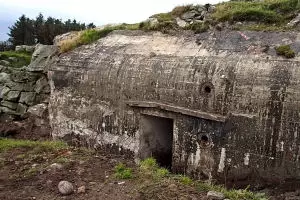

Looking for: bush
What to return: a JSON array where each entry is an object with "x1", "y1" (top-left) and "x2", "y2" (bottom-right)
[
  {"x1": 275, "y1": 45, "x2": 296, "y2": 58},
  {"x1": 114, "y1": 163, "x2": 133, "y2": 179}
]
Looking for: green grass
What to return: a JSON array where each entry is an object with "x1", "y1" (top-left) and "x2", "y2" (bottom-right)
[
  {"x1": 114, "y1": 163, "x2": 133, "y2": 179},
  {"x1": 0, "y1": 51, "x2": 32, "y2": 68},
  {"x1": 275, "y1": 45, "x2": 296, "y2": 58},
  {"x1": 185, "y1": 22, "x2": 210, "y2": 33},
  {"x1": 235, "y1": 23, "x2": 292, "y2": 31},
  {"x1": 213, "y1": 0, "x2": 300, "y2": 24},
  {"x1": 60, "y1": 23, "x2": 140, "y2": 52},
  {"x1": 0, "y1": 138, "x2": 68, "y2": 152},
  {"x1": 197, "y1": 182, "x2": 267, "y2": 200}
]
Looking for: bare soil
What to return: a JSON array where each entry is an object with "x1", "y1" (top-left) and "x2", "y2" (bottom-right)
[{"x1": 0, "y1": 143, "x2": 205, "y2": 200}]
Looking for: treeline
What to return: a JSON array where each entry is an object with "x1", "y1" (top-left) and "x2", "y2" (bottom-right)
[{"x1": 8, "y1": 13, "x2": 96, "y2": 47}]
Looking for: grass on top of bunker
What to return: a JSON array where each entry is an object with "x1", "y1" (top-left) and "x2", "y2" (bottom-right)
[{"x1": 0, "y1": 138, "x2": 267, "y2": 200}]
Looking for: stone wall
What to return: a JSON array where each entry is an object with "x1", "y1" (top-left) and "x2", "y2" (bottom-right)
[{"x1": 0, "y1": 44, "x2": 57, "y2": 120}]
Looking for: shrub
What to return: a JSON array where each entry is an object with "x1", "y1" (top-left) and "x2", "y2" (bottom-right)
[
  {"x1": 275, "y1": 45, "x2": 296, "y2": 58},
  {"x1": 114, "y1": 163, "x2": 133, "y2": 179}
]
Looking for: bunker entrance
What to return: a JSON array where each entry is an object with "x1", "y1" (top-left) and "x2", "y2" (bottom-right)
[{"x1": 139, "y1": 115, "x2": 173, "y2": 169}]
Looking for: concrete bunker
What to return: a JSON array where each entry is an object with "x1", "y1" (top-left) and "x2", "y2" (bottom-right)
[{"x1": 48, "y1": 30, "x2": 300, "y2": 187}]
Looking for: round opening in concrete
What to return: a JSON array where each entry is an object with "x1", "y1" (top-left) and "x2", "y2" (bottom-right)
[
  {"x1": 204, "y1": 86, "x2": 211, "y2": 94},
  {"x1": 201, "y1": 135, "x2": 209, "y2": 142},
  {"x1": 201, "y1": 82, "x2": 214, "y2": 96}
]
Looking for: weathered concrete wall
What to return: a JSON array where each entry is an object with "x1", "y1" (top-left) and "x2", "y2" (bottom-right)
[{"x1": 49, "y1": 30, "x2": 300, "y2": 186}]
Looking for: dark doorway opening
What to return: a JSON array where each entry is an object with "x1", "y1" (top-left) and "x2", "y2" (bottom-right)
[{"x1": 139, "y1": 115, "x2": 173, "y2": 169}]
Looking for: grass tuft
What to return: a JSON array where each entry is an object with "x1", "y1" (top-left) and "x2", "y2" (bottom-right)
[
  {"x1": 114, "y1": 163, "x2": 133, "y2": 179},
  {"x1": 0, "y1": 138, "x2": 68, "y2": 152},
  {"x1": 275, "y1": 45, "x2": 296, "y2": 58}
]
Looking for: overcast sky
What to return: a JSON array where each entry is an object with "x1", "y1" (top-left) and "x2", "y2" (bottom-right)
[{"x1": 0, "y1": 0, "x2": 226, "y2": 41}]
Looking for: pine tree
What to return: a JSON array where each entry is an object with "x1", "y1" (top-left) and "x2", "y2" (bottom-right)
[{"x1": 8, "y1": 15, "x2": 35, "y2": 46}]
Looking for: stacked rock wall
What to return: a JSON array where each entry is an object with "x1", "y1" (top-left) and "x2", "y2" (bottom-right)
[{"x1": 0, "y1": 44, "x2": 57, "y2": 120}]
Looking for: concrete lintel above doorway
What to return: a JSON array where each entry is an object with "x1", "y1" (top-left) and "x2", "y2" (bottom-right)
[{"x1": 125, "y1": 101, "x2": 226, "y2": 122}]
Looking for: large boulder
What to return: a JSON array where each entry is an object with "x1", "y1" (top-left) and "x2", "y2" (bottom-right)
[{"x1": 27, "y1": 44, "x2": 58, "y2": 72}]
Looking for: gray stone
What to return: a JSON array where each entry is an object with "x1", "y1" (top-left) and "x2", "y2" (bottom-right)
[
  {"x1": 0, "y1": 72, "x2": 10, "y2": 84},
  {"x1": 287, "y1": 14, "x2": 300, "y2": 27},
  {"x1": 146, "y1": 17, "x2": 159, "y2": 26},
  {"x1": 10, "y1": 70, "x2": 40, "y2": 83},
  {"x1": 35, "y1": 76, "x2": 50, "y2": 93},
  {"x1": 0, "y1": 60, "x2": 10, "y2": 66},
  {"x1": 181, "y1": 11, "x2": 197, "y2": 21},
  {"x1": 58, "y1": 181, "x2": 74, "y2": 195},
  {"x1": 27, "y1": 44, "x2": 58, "y2": 72},
  {"x1": 0, "y1": 106, "x2": 17, "y2": 115},
  {"x1": 19, "y1": 92, "x2": 36, "y2": 105},
  {"x1": 8, "y1": 81, "x2": 35, "y2": 92},
  {"x1": 15, "y1": 45, "x2": 35, "y2": 53},
  {"x1": 176, "y1": 17, "x2": 188, "y2": 28},
  {"x1": 16, "y1": 103, "x2": 28, "y2": 115},
  {"x1": 27, "y1": 103, "x2": 47, "y2": 117},
  {"x1": 49, "y1": 163, "x2": 63, "y2": 170},
  {"x1": 0, "y1": 65, "x2": 5, "y2": 72},
  {"x1": 0, "y1": 86, "x2": 10, "y2": 98},
  {"x1": 77, "y1": 186, "x2": 86, "y2": 194},
  {"x1": 8, "y1": 57, "x2": 18, "y2": 62},
  {"x1": 5, "y1": 91, "x2": 20, "y2": 101},
  {"x1": 208, "y1": 5, "x2": 216, "y2": 13},
  {"x1": 35, "y1": 94, "x2": 50, "y2": 103},
  {"x1": 207, "y1": 191, "x2": 225, "y2": 200},
  {"x1": 1, "y1": 101, "x2": 18, "y2": 110}
]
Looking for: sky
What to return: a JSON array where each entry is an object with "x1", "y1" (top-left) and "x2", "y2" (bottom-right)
[{"x1": 0, "y1": 0, "x2": 226, "y2": 41}]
